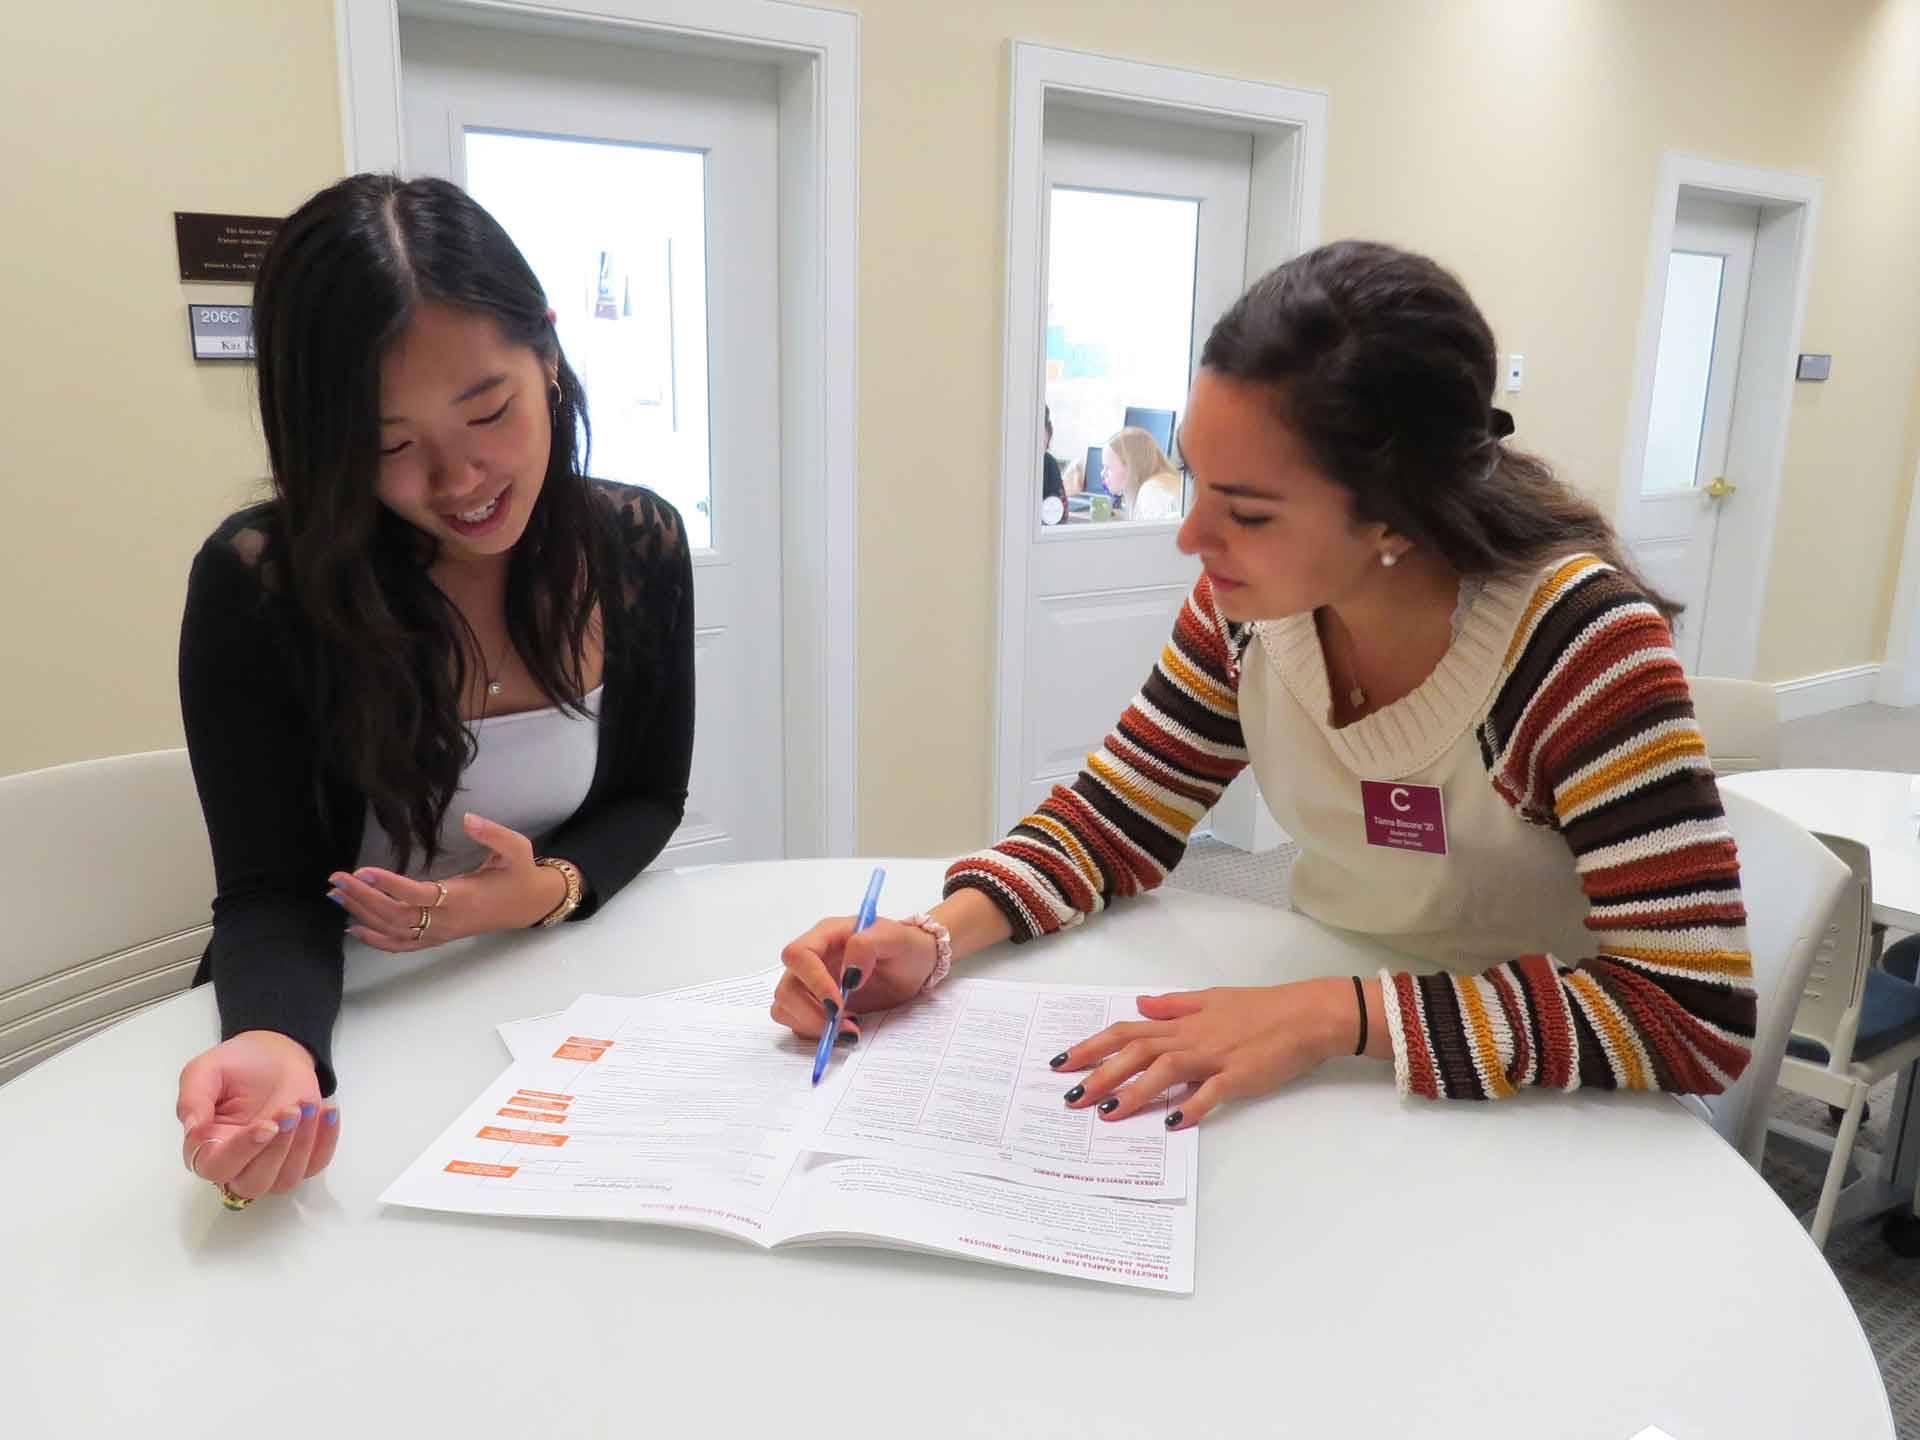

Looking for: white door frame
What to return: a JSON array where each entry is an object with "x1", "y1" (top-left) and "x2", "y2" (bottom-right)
[
  {"x1": 1616, "y1": 151, "x2": 1821, "y2": 681},
  {"x1": 1879, "y1": 455, "x2": 1920, "y2": 707},
  {"x1": 992, "y1": 42, "x2": 1327, "y2": 836},
  {"x1": 335, "y1": 0, "x2": 859, "y2": 856}
]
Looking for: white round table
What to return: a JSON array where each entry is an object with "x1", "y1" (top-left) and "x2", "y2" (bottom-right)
[
  {"x1": 1719, "y1": 769, "x2": 1920, "y2": 930},
  {"x1": 0, "y1": 860, "x2": 1892, "y2": 1438}
]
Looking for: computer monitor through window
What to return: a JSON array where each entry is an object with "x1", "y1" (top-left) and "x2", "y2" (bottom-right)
[{"x1": 1123, "y1": 406, "x2": 1177, "y2": 459}]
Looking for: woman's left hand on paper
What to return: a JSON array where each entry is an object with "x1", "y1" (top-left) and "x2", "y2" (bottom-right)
[
  {"x1": 329, "y1": 812, "x2": 567, "y2": 950},
  {"x1": 1051, "y1": 979, "x2": 1362, "y2": 1129}
]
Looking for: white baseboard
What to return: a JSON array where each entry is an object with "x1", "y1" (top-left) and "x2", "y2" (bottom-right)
[{"x1": 1773, "y1": 664, "x2": 1883, "y2": 723}]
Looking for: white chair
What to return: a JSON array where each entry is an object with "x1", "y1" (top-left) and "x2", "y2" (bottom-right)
[
  {"x1": 1769, "y1": 835, "x2": 1920, "y2": 1247},
  {"x1": 0, "y1": 750, "x2": 213, "y2": 1084},
  {"x1": 1688, "y1": 675, "x2": 1782, "y2": 774},
  {"x1": 1697, "y1": 791, "x2": 1850, "y2": 1166}
]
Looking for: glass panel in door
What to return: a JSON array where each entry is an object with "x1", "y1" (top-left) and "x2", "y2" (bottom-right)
[
  {"x1": 1640, "y1": 250, "x2": 1725, "y2": 497},
  {"x1": 464, "y1": 128, "x2": 714, "y2": 549},
  {"x1": 1041, "y1": 186, "x2": 1198, "y2": 528}
]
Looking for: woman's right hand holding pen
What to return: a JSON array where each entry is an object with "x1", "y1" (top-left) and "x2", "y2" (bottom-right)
[{"x1": 771, "y1": 888, "x2": 1012, "y2": 1039}]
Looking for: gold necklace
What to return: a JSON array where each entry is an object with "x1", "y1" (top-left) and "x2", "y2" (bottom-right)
[
  {"x1": 1320, "y1": 610, "x2": 1368, "y2": 712},
  {"x1": 477, "y1": 631, "x2": 511, "y2": 720}
]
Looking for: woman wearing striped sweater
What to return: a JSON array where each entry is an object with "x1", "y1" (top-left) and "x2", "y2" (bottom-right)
[{"x1": 773, "y1": 241, "x2": 1755, "y2": 1126}]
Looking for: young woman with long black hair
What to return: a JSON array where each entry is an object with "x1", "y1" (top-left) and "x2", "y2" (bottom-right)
[{"x1": 175, "y1": 175, "x2": 694, "y2": 1205}]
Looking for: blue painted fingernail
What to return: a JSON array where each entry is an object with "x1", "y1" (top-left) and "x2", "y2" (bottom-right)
[
  {"x1": 300, "y1": 1103, "x2": 317, "y2": 1120},
  {"x1": 323, "y1": 1108, "x2": 341, "y2": 1126},
  {"x1": 327, "y1": 891, "x2": 345, "y2": 906},
  {"x1": 277, "y1": 1114, "x2": 297, "y2": 1133}
]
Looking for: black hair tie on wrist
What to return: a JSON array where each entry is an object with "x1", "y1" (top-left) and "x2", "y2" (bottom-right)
[
  {"x1": 1490, "y1": 406, "x2": 1515, "y2": 439},
  {"x1": 1352, "y1": 975, "x2": 1368, "y2": 1057}
]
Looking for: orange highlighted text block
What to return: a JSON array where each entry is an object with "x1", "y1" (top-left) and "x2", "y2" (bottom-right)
[
  {"x1": 478, "y1": 1126, "x2": 568, "y2": 1147},
  {"x1": 552, "y1": 1045, "x2": 608, "y2": 1062},
  {"x1": 498, "y1": 1107, "x2": 568, "y2": 1123},
  {"x1": 445, "y1": 1160, "x2": 517, "y2": 1178}
]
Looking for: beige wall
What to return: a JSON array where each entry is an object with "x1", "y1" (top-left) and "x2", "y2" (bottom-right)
[
  {"x1": 0, "y1": 2, "x2": 341, "y2": 774},
  {"x1": 2, "y1": 1, "x2": 1915, "y2": 860}
]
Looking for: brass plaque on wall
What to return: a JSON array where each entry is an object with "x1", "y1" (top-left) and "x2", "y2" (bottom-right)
[{"x1": 174, "y1": 212, "x2": 280, "y2": 283}]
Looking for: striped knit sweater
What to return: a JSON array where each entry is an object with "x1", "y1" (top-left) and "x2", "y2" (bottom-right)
[{"x1": 945, "y1": 556, "x2": 1756, "y2": 1101}]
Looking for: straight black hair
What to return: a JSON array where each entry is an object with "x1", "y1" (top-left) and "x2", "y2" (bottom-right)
[{"x1": 250, "y1": 173, "x2": 608, "y2": 871}]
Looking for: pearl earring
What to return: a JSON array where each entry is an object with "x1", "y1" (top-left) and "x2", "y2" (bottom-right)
[{"x1": 1380, "y1": 551, "x2": 1399, "y2": 568}]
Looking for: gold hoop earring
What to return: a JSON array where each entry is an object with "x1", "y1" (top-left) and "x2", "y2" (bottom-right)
[{"x1": 549, "y1": 380, "x2": 562, "y2": 410}]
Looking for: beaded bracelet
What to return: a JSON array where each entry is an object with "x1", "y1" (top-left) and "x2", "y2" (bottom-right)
[{"x1": 902, "y1": 912, "x2": 954, "y2": 994}]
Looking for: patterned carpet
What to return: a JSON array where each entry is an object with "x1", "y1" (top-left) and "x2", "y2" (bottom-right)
[{"x1": 1167, "y1": 836, "x2": 1920, "y2": 1435}]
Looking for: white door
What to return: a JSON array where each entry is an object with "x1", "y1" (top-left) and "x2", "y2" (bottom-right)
[
  {"x1": 1624, "y1": 195, "x2": 1760, "y2": 674},
  {"x1": 1011, "y1": 104, "x2": 1250, "y2": 823},
  {"x1": 401, "y1": 18, "x2": 783, "y2": 863}
]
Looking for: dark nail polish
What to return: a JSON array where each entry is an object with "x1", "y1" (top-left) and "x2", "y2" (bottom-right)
[
  {"x1": 841, "y1": 966, "x2": 864, "y2": 994},
  {"x1": 1165, "y1": 1110, "x2": 1183, "y2": 1129},
  {"x1": 836, "y1": 1030, "x2": 859, "y2": 1047},
  {"x1": 822, "y1": 999, "x2": 838, "y2": 1022},
  {"x1": 1063, "y1": 1084, "x2": 1085, "y2": 1104},
  {"x1": 1097, "y1": 1097, "x2": 1119, "y2": 1115},
  {"x1": 1048, "y1": 1051, "x2": 1070, "y2": 1069}
]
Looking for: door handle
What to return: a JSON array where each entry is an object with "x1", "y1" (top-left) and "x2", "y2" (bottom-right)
[{"x1": 1704, "y1": 476, "x2": 1738, "y2": 500}]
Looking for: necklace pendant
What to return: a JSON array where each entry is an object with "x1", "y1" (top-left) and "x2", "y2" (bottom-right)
[{"x1": 487, "y1": 679, "x2": 504, "y2": 698}]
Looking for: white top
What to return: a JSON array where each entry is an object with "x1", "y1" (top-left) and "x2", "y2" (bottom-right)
[
  {"x1": 0, "y1": 860, "x2": 1891, "y2": 1439},
  {"x1": 1719, "y1": 768, "x2": 1920, "y2": 929},
  {"x1": 356, "y1": 685, "x2": 604, "y2": 881},
  {"x1": 1131, "y1": 473, "x2": 1182, "y2": 521}
]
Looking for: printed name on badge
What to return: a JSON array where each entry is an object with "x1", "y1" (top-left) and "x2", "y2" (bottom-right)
[{"x1": 1359, "y1": 780, "x2": 1448, "y2": 856}]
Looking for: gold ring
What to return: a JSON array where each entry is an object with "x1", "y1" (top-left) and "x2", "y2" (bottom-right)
[
  {"x1": 418, "y1": 906, "x2": 433, "y2": 937},
  {"x1": 188, "y1": 1139, "x2": 210, "y2": 1177},
  {"x1": 218, "y1": 1183, "x2": 253, "y2": 1211},
  {"x1": 433, "y1": 882, "x2": 449, "y2": 909}
]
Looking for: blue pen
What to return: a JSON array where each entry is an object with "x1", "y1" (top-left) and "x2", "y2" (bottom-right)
[{"x1": 813, "y1": 866, "x2": 886, "y2": 1085}]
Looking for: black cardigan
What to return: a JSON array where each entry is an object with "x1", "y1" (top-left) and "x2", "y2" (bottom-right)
[{"x1": 178, "y1": 480, "x2": 694, "y2": 1094}]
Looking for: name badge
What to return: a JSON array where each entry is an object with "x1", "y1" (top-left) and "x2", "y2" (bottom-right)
[{"x1": 1360, "y1": 781, "x2": 1448, "y2": 856}]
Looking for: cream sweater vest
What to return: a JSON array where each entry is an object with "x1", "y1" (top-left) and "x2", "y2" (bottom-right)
[{"x1": 1238, "y1": 571, "x2": 1593, "y2": 970}]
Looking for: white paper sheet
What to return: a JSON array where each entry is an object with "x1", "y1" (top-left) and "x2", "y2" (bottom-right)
[
  {"x1": 495, "y1": 966, "x2": 782, "y2": 1063},
  {"x1": 385, "y1": 993, "x2": 848, "y2": 1241},
  {"x1": 389, "y1": 983, "x2": 1199, "y2": 1292},
  {"x1": 772, "y1": 1155, "x2": 1194, "y2": 1293},
  {"x1": 797, "y1": 978, "x2": 1196, "y2": 1199}
]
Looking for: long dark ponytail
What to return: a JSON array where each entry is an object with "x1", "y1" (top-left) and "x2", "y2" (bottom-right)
[
  {"x1": 1201, "y1": 240, "x2": 1677, "y2": 617},
  {"x1": 250, "y1": 173, "x2": 609, "y2": 872}
]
